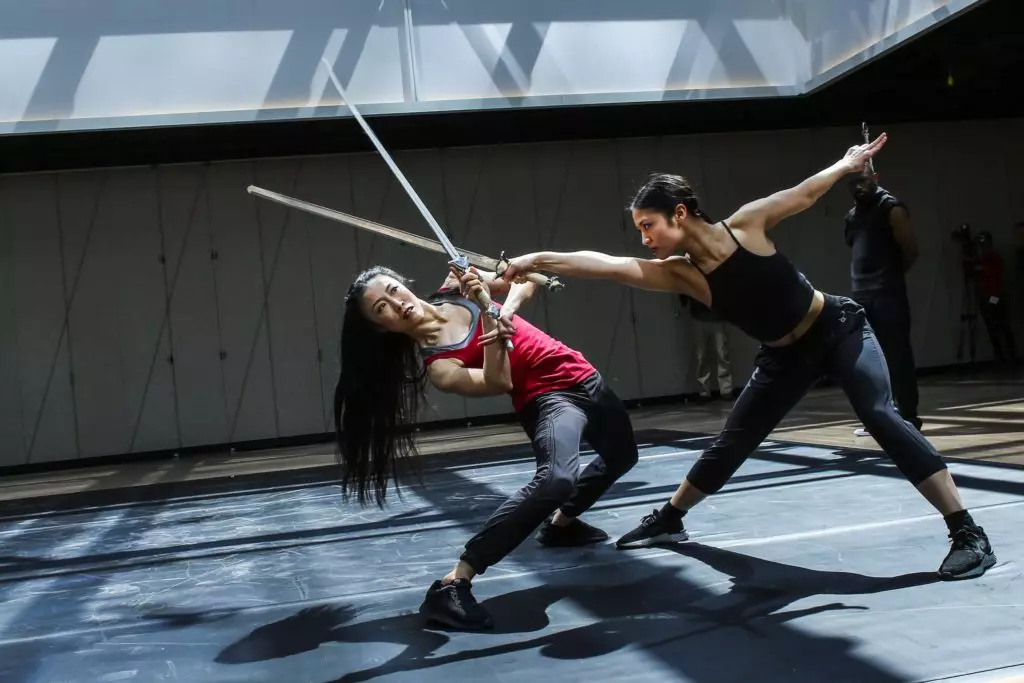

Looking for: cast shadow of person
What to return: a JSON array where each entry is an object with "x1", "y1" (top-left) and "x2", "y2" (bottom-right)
[{"x1": 216, "y1": 545, "x2": 938, "y2": 683}]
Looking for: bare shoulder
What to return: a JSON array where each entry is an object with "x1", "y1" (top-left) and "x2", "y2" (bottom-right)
[
  {"x1": 723, "y1": 204, "x2": 767, "y2": 234},
  {"x1": 660, "y1": 254, "x2": 701, "y2": 278},
  {"x1": 645, "y1": 253, "x2": 696, "y2": 275}
]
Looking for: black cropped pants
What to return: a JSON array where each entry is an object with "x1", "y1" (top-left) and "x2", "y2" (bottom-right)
[
  {"x1": 461, "y1": 372, "x2": 638, "y2": 574},
  {"x1": 688, "y1": 295, "x2": 946, "y2": 494}
]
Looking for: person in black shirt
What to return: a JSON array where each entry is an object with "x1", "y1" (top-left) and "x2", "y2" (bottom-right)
[{"x1": 844, "y1": 169, "x2": 922, "y2": 431}]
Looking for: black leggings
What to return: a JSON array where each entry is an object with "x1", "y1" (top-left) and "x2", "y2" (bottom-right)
[
  {"x1": 461, "y1": 372, "x2": 638, "y2": 575},
  {"x1": 688, "y1": 295, "x2": 947, "y2": 494}
]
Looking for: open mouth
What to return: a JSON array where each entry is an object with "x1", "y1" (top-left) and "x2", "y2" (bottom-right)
[{"x1": 402, "y1": 305, "x2": 414, "y2": 320}]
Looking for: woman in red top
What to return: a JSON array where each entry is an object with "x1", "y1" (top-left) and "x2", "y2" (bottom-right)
[{"x1": 334, "y1": 264, "x2": 638, "y2": 630}]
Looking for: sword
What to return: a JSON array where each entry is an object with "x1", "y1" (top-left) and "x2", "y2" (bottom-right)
[
  {"x1": 247, "y1": 184, "x2": 562, "y2": 292},
  {"x1": 861, "y1": 122, "x2": 875, "y2": 174},
  {"x1": 320, "y1": 58, "x2": 552, "y2": 351}
]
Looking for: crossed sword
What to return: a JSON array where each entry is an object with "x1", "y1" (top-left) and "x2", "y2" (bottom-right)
[{"x1": 247, "y1": 60, "x2": 562, "y2": 351}]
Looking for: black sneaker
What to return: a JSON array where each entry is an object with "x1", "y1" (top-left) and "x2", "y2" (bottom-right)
[
  {"x1": 418, "y1": 579, "x2": 494, "y2": 630},
  {"x1": 615, "y1": 508, "x2": 689, "y2": 549},
  {"x1": 535, "y1": 517, "x2": 609, "y2": 547},
  {"x1": 938, "y1": 525, "x2": 996, "y2": 580}
]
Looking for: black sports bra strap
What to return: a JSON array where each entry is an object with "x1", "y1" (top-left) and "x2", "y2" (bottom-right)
[
  {"x1": 420, "y1": 292, "x2": 481, "y2": 359},
  {"x1": 721, "y1": 220, "x2": 741, "y2": 246}
]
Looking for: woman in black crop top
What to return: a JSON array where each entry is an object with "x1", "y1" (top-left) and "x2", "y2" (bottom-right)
[{"x1": 500, "y1": 133, "x2": 995, "y2": 581}]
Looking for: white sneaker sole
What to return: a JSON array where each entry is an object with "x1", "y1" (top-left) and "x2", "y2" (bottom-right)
[{"x1": 616, "y1": 530, "x2": 689, "y2": 549}]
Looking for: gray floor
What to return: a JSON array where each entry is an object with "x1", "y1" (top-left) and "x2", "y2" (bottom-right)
[{"x1": 0, "y1": 429, "x2": 1021, "y2": 683}]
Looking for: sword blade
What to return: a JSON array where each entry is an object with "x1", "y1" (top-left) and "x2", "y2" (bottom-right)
[
  {"x1": 321, "y1": 58, "x2": 462, "y2": 262},
  {"x1": 247, "y1": 185, "x2": 499, "y2": 270}
]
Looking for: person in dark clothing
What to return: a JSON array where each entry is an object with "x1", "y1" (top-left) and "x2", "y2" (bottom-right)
[
  {"x1": 844, "y1": 170, "x2": 922, "y2": 431},
  {"x1": 1014, "y1": 222, "x2": 1024, "y2": 321},
  {"x1": 335, "y1": 265, "x2": 638, "y2": 630},
  {"x1": 974, "y1": 231, "x2": 1017, "y2": 363},
  {"x1": 500, "y1": 132, "x2": 996, "y2": 581},
  {"x1": 680, "y1": 295, "x2": 734, "y2": 400}
]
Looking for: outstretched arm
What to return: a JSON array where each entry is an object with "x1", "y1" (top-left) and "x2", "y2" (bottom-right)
[
  {"x1": 732, "y1": 133, "x2": 889, "y2": 231},
  {"x1": 439, "y1": 267, "x2": 534, "y2": 306},
  {"x1": 500, "y1": 250, "x2": 700, "y2": 296}
]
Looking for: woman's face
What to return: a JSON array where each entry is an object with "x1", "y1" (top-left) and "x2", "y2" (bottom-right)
[
  {"x1": 632, "y1": 207, "x2": 684, "y2": 258},
  {"x1": 359, "y1": 275, "x2": 425, "y2": 334}
]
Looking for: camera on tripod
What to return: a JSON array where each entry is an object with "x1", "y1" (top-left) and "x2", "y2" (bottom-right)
[
  {"x1": 951, "y1": 222, "x2": 979, "y2": 278},
  {"x1": 951, "y1": 222, "x2": 980, "y2": 363}
]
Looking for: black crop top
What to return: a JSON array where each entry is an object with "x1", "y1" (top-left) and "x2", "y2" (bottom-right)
[{"x1": 693, "y1": 222, "x2": 816, "y2": 342}]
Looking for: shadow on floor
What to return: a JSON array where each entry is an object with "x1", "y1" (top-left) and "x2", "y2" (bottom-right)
[{"x1": 216, "y1": 544, "x2": 938, "y2": 683}]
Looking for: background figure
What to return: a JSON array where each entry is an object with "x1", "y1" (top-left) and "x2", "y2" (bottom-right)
[
  {"x1": 680, "y1": 295, "x2": 734, "y2": 402},
  {"x1": 974, "y1": 231, "x2": 1017, "y2": 364},
  {"x1": 1014, "y1": 221, "x2": 1024, "y2": 323},
  {"x1": 845, "y1": 170, "x2": 922, "y2": 432}
]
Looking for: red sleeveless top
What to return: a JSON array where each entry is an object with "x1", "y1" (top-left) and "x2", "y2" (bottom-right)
[{"x1": 420, "y1": 289, "x2": 595, "y2": 413}]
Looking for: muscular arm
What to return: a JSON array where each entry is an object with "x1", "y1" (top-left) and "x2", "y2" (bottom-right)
[
  {"x1": 525, "y1": 251, "x2": 699, "y2": 295},
  {"x1": 732, "y1": 159, "x2": 852, "y2": 231},
  {"x1": 731, "y1": 133, "x2": 887, "y2": 232},
  {"x1": 428, "y1": 351, "x2": 512, "y2": 400},
  {"x1": 889, "y1": 205, "x2": 918, "y2": 271}
]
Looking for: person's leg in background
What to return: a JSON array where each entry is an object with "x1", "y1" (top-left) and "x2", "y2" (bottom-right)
[
  {"x1": 853, "y1": 288, "x2": 922, "y2": 432},
  {"x1": 980, "y1": 298, "x2": 1017, "y2": 364},
  {"x1": 693, "y1": 318, "x2": 714, "y2": 400},
  {"x1": 712, "y1": 322, "x2": 735, "y2": 401}
]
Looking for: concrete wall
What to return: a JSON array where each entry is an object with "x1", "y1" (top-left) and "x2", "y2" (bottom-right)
[{"x1": 2, "y1": 116, "x2": 1023, "y2": 466}]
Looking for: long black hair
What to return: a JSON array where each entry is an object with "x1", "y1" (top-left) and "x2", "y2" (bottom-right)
[
  {"x1": 333, "y1": 266, "x2": 428, "y2": 507},
  {"x1": 629, "y1": 173, "x2": 712, "y2": 222}
]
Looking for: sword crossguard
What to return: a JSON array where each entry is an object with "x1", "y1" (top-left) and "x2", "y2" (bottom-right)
[{"x1": 448, "y1": 255, "x2": 471, "y2": 274}]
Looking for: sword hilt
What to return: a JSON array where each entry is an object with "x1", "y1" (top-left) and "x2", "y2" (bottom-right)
[
  {"x1": 495, "y1": 251, "x2": 564, "y2": 291},
  {"x1": 448, "y1": 257, "x2": 515, "y2": 352},
  {"x1": 860, "y1": 121, "x2": 875, "y2": 174}
]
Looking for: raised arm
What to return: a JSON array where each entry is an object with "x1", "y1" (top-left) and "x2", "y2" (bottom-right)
[
  {"x1": 731, "y1": 133, "x2": 889, "y2": 232},
  {"x1": 500, "y1": 250, "x2": 700, "y2": 296}
]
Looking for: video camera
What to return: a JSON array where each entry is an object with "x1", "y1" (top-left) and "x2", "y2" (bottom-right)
[
  {"x1": 951, "y1": 222, "x2": 979, "y2": 278},
  {"x1": 951, "y1": 222, "x2": 972, "y2": 245}
]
